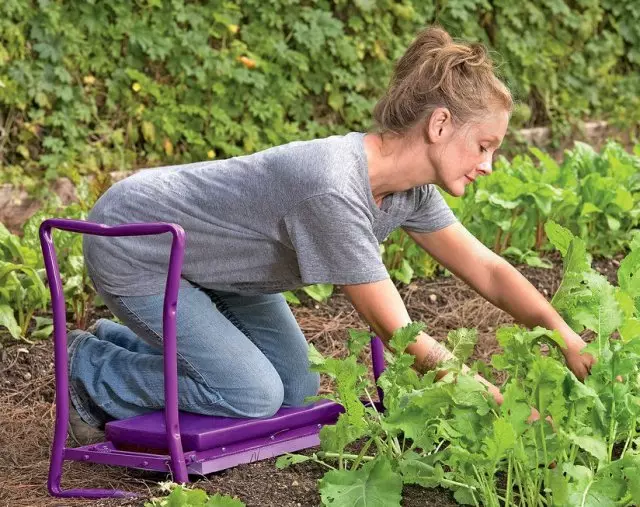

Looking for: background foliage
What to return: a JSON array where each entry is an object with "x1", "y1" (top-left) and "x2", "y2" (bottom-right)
[{"x1": 1, "y1": 0, "x2": 639, "y2": 192}]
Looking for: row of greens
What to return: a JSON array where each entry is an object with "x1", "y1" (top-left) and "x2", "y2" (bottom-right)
[
  {"x1": 1, "y1": 0, "x2": 639, "y2": 191},
  {"x1": 278, "y1": 221, "x2": 640, "y2": 506},
  {"x1": 449, "y1": 141, "x2": 640, "y2": 259}
]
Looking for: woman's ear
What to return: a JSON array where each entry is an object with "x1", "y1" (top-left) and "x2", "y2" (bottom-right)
[{"x1": 425, "y1": 107, "x2": 452, "y2": 143}]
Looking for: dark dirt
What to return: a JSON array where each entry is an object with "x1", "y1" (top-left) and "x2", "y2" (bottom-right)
[{"x1": 0, "y1": 253, "x2": 621, "y2": 507}]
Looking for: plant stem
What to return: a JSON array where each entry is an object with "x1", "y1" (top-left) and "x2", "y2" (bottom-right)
[
  {"x1": 21, "y1": 309, "x2": 34, "y2": 338},
  {"x1": 539, "y1": 423, "x2": 551, "y2": 501},
  {"x1": 441, "y1": 478, "x2": 478, "y2": 490},
  {"x1": 580, "y1": 479, "x2": 594, "y2": 507},
  {"x1": 607, "y1": 358, "x2": 618, "y2": 463},
  {"x1": 531, "y1": 424, "x2": 542, "y2": 498},
  {"x1": 512, "y1": 459, "x2": 524, "y2": 505},
  {"x1": 472, "y1": 464, "x2": 498, "y2": 507},
  {"x1": 429, "y1": 438, "x2": 446, "y2": 456},
  {"x1": 518, "y1": 439, "x2": 540, "y2": 507},
  {"x1": 351, "y1": 438, "x2": 374, "y2": 470},
  {"x1": 363, "y1": 386, "x2": 401, "y2": 457},
  {"x1": 318, "y1": 451, "x2": 374, "y2": 462},
  {"x1": 505, "y1": 455, "x2": 513, "y2": 507},
  {"x1": 307, "y1": 456, "x2": 337, "y2": 471},
  {"x1": 621, "y1": 424, "x2": 635, "y2": 459},
  {"x1": 569, "y1": 443, "x2": 578, "y2": 463},
  {"x1": 607, "y1": 416, "x2": 618, "y2": 464},
  {"x1": 495, "y1": 229, "x2": 503, "y2": 254}
]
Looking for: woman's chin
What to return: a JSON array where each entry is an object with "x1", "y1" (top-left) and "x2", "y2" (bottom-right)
[{"x1": 441, "y1": 182, "x2": 466, "y2": 197}]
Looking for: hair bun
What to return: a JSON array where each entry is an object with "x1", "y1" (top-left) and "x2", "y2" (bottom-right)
[
  {"x1": 427, "y1": 26, "x2": 453, "y2": 48},
  {"x1": 373, "y1": 25, "x2": 512, "y2": 135}
]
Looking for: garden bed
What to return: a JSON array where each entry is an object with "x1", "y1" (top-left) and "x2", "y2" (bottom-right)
[{"x1": 0, "y1": 255, "x2": 620, "y2": 506}]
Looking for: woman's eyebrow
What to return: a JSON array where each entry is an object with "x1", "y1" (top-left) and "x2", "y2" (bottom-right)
[{"x1": 483, "y1": 135, "x2": 502, "y2": 147}]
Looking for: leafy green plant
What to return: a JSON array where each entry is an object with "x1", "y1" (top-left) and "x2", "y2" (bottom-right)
[
  {"x1": 283, "y1": 283, "x2": 334, "y2": 305},
  {"x1": 0, "y1": 223, "x2": 49, "y2": 341},
  {"x1": 279, "y1": 220, "x2": 640, "y2": 506},
  {"x1": 381, "y1": 229, "x2": 439, "y2": 284},
  {"x1": 23, "y1": 203, "x2": 94, "y2": 330},
  {"x1": 1, "y1": 0, "x2": 639, "y2": 187},
  {"x1": 0, "y1": 178, "x2": 104, "y2": 341},
  {"x1": 145, "y1": 482, "x2": 245, "y2": 507}
]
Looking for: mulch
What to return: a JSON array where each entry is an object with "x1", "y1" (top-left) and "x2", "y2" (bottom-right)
[{"x1": 0, "y1": 254, "x2": 620, "y2": 507}]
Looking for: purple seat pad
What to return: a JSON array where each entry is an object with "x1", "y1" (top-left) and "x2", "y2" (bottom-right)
[{"x1": 106, "y1": 400, "x2": 343, "y2": 452}]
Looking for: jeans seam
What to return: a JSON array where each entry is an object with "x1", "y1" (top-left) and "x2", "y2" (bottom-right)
[
  {"x1": 68, "y1": 332, "x2": 102, "y2": 427},
  {"x1": 116, "y1": 295, "x2": 211, "y2": 387},
  {"x1": 207, "y1": 293, "x2": 258, "y2": 344}
]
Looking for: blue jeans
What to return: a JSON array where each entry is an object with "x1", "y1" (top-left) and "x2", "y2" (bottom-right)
[{"x1": 69, "y1": 285, "x2": 320, "y2": 428}]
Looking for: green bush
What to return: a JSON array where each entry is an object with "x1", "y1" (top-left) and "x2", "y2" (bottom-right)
[{"x1": 1, "y1": 0, "x2": 639, "y2": 189}]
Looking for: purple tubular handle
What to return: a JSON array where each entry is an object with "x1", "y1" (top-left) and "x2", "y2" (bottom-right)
[
  {"x1": 39, "y1": 218, "x2": 186, "y2": 498},
  {"x1": 370, "y1": 336, "x2": 385, "y2": 406}
]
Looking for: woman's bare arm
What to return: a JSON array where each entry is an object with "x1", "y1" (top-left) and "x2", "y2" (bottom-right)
[
  {"x1": 405, "y1": 222, "x2": 594, "y2": 379},
  {"x1": 341, "y1": 278, "x2": 503, "y2": 402}
]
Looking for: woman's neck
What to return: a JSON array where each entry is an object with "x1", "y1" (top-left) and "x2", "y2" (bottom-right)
[{"x1": 362, "y1": 131, "x2": 437, "y2": 203}]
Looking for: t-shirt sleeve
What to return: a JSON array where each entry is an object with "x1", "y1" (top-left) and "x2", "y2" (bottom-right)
[
  {"x1": 283, "y1": 192, "x2": 389, "y2": 286},
  {"x1": 402, "y1": 184, "x2": 458, "y2": 233}
]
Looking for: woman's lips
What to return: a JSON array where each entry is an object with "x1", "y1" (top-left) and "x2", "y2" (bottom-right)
[{"x1": 465, "y1": 175, "x2": 475, "y2": 183}]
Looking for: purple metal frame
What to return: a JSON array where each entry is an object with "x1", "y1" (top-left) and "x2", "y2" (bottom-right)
[{"x1": 39, "y1": 218, "x2": 386, "y2": 499}]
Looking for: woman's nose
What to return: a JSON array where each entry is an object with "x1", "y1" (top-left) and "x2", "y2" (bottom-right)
[{"x1": 478, "y1": 161, "x2": 492, "y2": 175}]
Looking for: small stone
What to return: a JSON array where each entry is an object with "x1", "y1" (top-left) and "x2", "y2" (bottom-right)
[
  {"x1": 17, "y1": 347, "x2": 29, "y2": 354},
  {"x1": 292, "y1": 480, "x2": 299, "y2": 487},
  {"x1": 23, "y1": 372, "x2": 32, "y2": 381},
  {"x1": 314, "y1": 304, "x2": 320, "y2": 309},
  {"x1": 428, "y1": 294, "x2": 437, "y2": 303}
]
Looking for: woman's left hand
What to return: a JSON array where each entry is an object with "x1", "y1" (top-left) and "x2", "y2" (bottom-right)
[{"x1": 559, "y1": 329, "x2": 596, "y2": 380}]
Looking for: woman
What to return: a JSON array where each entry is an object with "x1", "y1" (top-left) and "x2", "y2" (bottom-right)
[{"x1": 68, "y1": 26, "x2": 594, "y2": 443}]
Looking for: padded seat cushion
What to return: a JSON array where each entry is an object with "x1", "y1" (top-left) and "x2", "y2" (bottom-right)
[{"x1": 105, "y1": 400, "x2": 343, "y2": 452}]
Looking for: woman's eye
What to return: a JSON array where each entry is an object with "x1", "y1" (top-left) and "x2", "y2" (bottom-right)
[{"x1": 480, "y1": 146, "x2": 488, "y2": 153}]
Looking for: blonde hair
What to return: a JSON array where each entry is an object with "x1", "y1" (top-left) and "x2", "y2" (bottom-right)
[{"x1": 373, "y1": 26, "x2": 512, "y2": 135}]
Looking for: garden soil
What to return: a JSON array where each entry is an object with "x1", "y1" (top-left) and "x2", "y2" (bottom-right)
[{"x1": 0, "y1": 255, "x2": 620, "y2": 507}]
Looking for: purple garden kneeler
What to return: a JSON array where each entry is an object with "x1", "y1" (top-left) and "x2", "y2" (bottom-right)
[{"x1": 39, "y1": 218, "x2": 387, "y2": 499}]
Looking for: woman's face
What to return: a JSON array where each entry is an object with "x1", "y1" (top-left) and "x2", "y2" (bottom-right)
[{"x1": 429, "y1": 109, "x2": 509, "y2": 197}]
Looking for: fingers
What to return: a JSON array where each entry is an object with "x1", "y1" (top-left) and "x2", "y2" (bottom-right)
[{"x1": 527, "y1": 407, "x2": 540, "y2": 424}]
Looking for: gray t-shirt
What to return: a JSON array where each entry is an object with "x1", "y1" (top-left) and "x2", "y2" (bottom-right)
[{"x1": 84, "y1": 132, "x2": 457, "y2": 296}]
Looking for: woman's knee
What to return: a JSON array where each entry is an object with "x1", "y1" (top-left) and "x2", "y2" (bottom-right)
[
  {"x1": 198, "y1": 368, "x2": 285, "y2": 418},
  {"x1": 247, "y1": 372, "x2": 285, "y2": 417}
]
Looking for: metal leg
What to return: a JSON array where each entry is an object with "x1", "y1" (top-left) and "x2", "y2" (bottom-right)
[
  {"x1": 371, "y1": 336, "x2": 385, "y2": 407},
  {"x1": 40, "y1": 219, "x2": 187, "y2": 498}
]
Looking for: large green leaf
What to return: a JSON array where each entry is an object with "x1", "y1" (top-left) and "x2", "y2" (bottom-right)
[
  {"x1": 389, "y1": 322, "x2": 424, "y2": 355},
  {"x1": 446, "y1": 328, "x2": 477, "y2": 363},
  {"x1": 303, "y1": 283, "x2": 334, "y2": 302},
  {"x1": 319, "y1": 457, "x2": 402, "y2": 507},
  {"x1": 0, "y1": 304, "x2": 21, "y2": 339}
]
